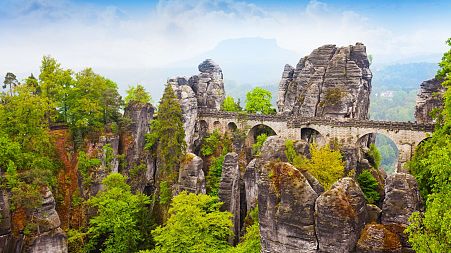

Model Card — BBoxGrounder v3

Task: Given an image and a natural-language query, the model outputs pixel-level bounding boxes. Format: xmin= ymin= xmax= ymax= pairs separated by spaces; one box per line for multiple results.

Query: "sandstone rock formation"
xmin=277 ymin=43 xmax=372 ymax=120
xmin=177 ymin=153 xmax=206 ymax=194
xmin=259 ymin=162 xmax=318 ymax=253
xmin=122 ymin=101 xmax=156 ymax=193
xmin=218 ymin=152 xmax=241 ymax=244
xmin=190 ymin=59 xmax=225 ymax=110
xmin=415 ymin=77 xmax=445 ymax=123
xmin=170 ymin=78 xmax=199 ymax=152
xmin=169 ymin=59 xmax=225 ymax=151
xmin=381 ymin=173 xmax=422 ymax=225
xmin=243 ymin=159 xmax=258 ymax=213
xmin=315 ymin=177 xmax=368 ymax=252
xmin=28 ymin=189 xmax=67 ymax=253
xmin=356 ymin=223 xmax=402 ymax=253
xmin=381 ymin=173 xmax=422 ymax=249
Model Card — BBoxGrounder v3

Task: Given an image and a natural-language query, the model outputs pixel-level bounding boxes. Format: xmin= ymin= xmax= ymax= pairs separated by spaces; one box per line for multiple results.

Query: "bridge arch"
xmin=246 ymin=124 xmax=277 ymax=146
xmin=300 ymin=127 xmax=326 ymax=146
xmin=227 ymin=122 xmax=238 ymax=132
xmin=357 ymin=133 xmax=399 ymax=174
xmin=213 ymin=121 xmax=222 ymax=131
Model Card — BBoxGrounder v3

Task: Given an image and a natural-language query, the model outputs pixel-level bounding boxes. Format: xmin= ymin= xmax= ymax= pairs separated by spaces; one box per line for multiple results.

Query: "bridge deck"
xmin=198 ymin=109 xmax=435 ymax=132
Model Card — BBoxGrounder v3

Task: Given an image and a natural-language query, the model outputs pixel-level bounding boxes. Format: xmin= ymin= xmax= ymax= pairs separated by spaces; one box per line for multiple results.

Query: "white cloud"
xmin=0 ymin=0 xmax=448 ymax=84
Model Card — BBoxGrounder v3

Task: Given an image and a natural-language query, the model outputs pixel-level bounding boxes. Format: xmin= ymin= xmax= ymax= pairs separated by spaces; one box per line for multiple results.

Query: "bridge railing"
xmin=197 ymin=109 xmax=435 ymax=132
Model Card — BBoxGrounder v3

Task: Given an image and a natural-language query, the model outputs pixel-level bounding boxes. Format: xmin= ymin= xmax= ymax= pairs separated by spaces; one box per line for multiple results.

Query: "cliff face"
xmin=415 ymin=77 xmax=445 ymax=123
xmin=170 ymin=59 xmax=226 ymax=151
xmin=277 ymin=43 xmax=372 ymax=119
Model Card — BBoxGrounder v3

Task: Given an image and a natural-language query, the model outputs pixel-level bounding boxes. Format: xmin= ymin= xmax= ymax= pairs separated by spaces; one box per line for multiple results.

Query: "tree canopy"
xmin=86 ymin=173 xmax=151 ymax=253
xmin=245 ymin=87 xmax=275 ymax=115
xmin=149 ymin=192 xmax=233 ymax=253
xmin=221 ymin=96 xmax=241 ymax=112
xmin=125 ymin=84 xmax=152 ymax=105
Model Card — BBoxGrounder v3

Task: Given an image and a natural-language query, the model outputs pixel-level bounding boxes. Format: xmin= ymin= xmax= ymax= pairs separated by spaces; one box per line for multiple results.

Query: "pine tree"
xmin=146 ymin=84 xmax=186 ymax=213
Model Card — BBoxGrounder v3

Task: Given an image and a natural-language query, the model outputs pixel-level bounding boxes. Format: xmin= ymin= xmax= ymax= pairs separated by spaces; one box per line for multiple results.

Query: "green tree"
xmin=125 ymin=84 xmax=152 ymax=105
xmin=368 ymin=143 xmax=382 ymax=169
xmin=86 ymin=173 xmax=151 ymax=253
xmin=356 ymin=170 xmax=380 ymax=204
xmin=245 ymin=87 xmax=275 ymax=114
xmin=406 ymin=38 xmax=451 ymax=252
xmin=252 ymin=133 xmax=268 ymax=155
xmin=221 ymin=96 xmax=241 ymax=112
xmin=293 ymin=144 xmax=345 ymax=190
xmin=149 ymin=192 xmax=232 ymax=253
xmin=66 ymin=68 xmax=122 ymax=140
xmin=38 ymin=56 xmax=74 ymax=121
xmin=3 ymin=72 xmax=19 ymax=96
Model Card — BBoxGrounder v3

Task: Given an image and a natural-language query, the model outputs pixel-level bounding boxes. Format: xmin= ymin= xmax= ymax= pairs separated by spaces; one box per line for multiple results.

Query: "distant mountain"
xmin=372 ymin=62 xmax=439 ymax=89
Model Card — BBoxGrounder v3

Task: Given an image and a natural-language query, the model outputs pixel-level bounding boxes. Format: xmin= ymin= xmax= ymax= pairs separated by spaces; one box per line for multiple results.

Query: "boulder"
xmin=218 ymin=152 xmax=241 ymax=245
xmin=381 ymin=173 xmax=422 ymax=249
xmin=315 ymin=177 xmax=368 ymax=252
xmin=177 ymin=153 xmax=206 ymax=194
xmin=356 ymin=223 xmax=402 ymax=253
xmin=415 ymin=77 xmax=445 ymax=123
xmin=277 ymin=43 xmax=372 ymax=120
xmin=381 ymin=173 xmax=422 ymax=225
xmin=259 ymin=162 xmax=318 ymax=253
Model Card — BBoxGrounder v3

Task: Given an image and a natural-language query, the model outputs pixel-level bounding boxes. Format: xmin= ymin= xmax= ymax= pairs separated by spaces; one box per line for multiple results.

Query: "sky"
xmin=0 ymin=0 xmax=450 ymax=97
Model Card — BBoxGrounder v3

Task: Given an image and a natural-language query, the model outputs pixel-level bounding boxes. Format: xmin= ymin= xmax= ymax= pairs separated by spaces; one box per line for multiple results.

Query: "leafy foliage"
xmin=292 ymin=144 xmax=345 ymax=190
xmin=146 ymin=84 xmax=186 ymax=177
xmin=245 ymin=87 xmax=275 ymax=115
xmin=284 ymin=139 xmax=297 ymax=164
xmin=406 ymin=191 xmax=451 ymax=252
xmin=201 ymin=130 xmax=222 ymax=156
xmin=86 ymin=173 xmax=151 ymax=253
xmin=230 ymin=207 xmax=260 ymax=253
xmin=356 ymin=170 xmax=380 ymax=204
xmin=221 ymin=96 xmax=241 ymax=112
xmin=206 ymin=155 xmax=225 ymax=197
xmin=368 ymin=143 xmax=382 ymax=169
xmin=77 ymin=151 xmax=101 ymax=186
xmin=252 ymin=133 xmax=268 ymax=156
xmin=407 ymin=38 xmax=451 ymax=252
xmin=125 ymin=84 xmax=151 ymax=105
xmin=149 ymin=192 xmax=233 ymax=253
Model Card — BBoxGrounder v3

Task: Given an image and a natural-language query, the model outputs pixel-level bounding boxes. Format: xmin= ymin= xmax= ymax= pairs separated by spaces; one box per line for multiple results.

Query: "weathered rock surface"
xmin=122 ymin=101 xmax=156 ymax=193
xmin=0 ymin=189 xmax=11 ymax=236
xmin=169 ymin=59 xmax=225 ymax=150
xmin=177 ymin=153 xmax=206 ymax=194
xmin=277 ymin=43 xmax=372 ymax=120
xmin=29 ymin=228 xmax=68 ymax=253
xmin=218 ymin=152 xmax=241 ymax=245
xmin=315 ymin=177 xmax=368 ymax=252
xmin=381 ymin=173 xmax=422 ymax=249
xmin=28 ymin=189 xmax=67 ymax=253
xmin=33 ymin=189 xmax=61 ymax=234
xmin=381 ymin=173 xmax=422 ymax=225
xmin=243 ymin=159 xmax=258 ymax=212
xmin=87 ymin=135 xmax=120 ymax=196
xmin=366 ymin=204 xmax=382 ymax=223
xmin=356 ymin=223 xmax=402 ymax=253
xmin=259 ymin=162 xmax=318 ymax=253
xmin=190 ymin=59 xmax=225 ymax=110
xmin=170 ymin=78 xmax=199 ymax=152
xmin=415 ymin=77 xmax=445 ymax=123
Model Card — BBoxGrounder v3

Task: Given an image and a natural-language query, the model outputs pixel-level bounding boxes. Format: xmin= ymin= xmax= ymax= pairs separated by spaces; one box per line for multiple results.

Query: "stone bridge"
xmin=197 ymin=109 xmax=434 ymax=171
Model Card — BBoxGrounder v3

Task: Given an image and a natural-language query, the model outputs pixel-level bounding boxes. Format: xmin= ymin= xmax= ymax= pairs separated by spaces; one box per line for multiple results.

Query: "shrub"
xmin=252 ymin=133 xmax=268 ymax=155
xmin=356 ymin=170 xmax=381 ymax=204
xmin=368 ymin=143 xmax=382 ymax=169
xmin=206 ymin=155 xmax=225 ymax=197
